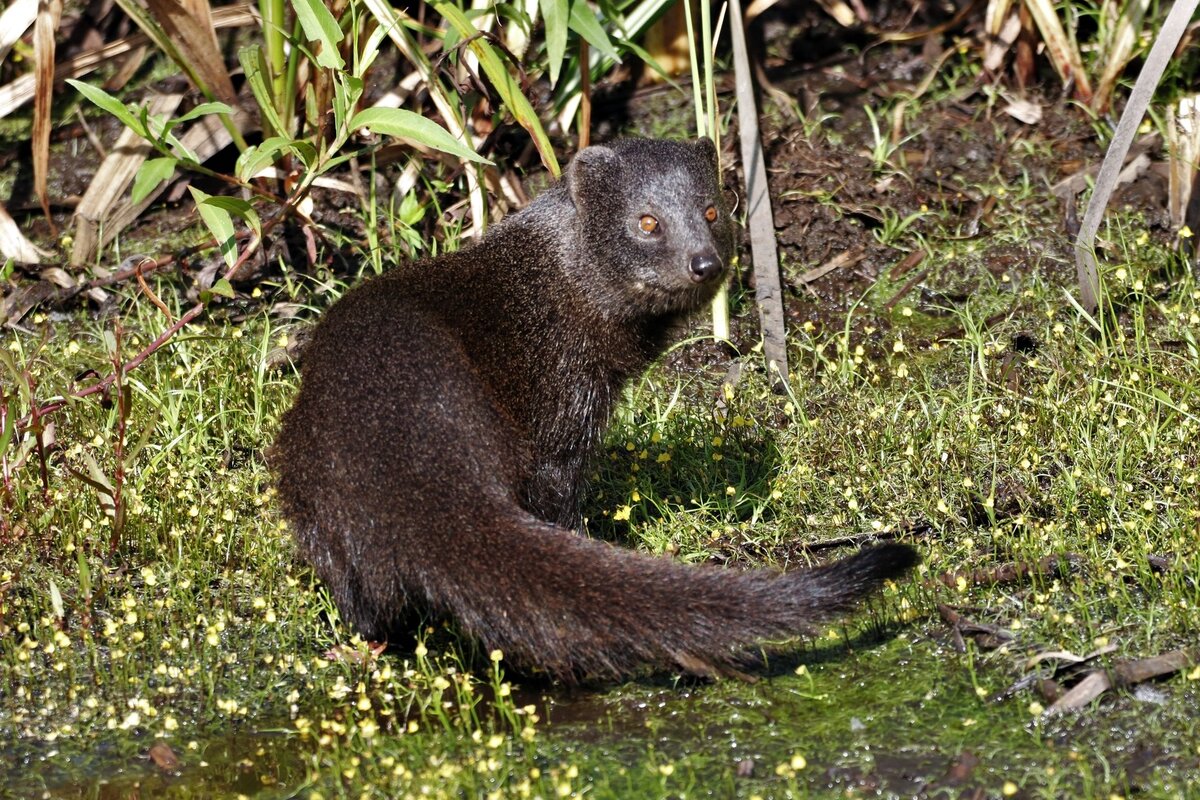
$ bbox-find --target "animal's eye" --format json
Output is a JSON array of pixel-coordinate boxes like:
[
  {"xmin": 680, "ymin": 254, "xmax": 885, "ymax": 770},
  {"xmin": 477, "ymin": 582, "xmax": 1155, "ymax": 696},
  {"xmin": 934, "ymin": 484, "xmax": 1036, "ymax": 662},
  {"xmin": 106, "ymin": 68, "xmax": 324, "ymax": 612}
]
[
  {"xmin": 639, "ymin": 215, "xmax": 659, "ymax": 234},
  {"xmin": 704, "ymin": 205, "xmax": 718, "ymax": 223}
]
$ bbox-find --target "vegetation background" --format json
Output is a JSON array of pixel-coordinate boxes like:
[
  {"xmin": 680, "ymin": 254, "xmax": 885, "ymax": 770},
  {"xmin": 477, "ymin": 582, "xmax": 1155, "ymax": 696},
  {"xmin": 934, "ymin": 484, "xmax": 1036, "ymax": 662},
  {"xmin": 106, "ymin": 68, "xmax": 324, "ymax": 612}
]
[{"xmin": 0, "ymin": 0, "xmax": 1198, "ymax": 796}]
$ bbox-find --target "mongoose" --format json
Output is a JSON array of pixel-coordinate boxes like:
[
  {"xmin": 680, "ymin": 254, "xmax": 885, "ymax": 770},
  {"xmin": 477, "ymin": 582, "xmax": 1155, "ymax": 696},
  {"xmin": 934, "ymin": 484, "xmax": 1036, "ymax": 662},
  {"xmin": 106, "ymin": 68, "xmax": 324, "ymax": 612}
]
[{"xmin": 273, "ymin": 137, "xmax": 918, "ymax": 680}]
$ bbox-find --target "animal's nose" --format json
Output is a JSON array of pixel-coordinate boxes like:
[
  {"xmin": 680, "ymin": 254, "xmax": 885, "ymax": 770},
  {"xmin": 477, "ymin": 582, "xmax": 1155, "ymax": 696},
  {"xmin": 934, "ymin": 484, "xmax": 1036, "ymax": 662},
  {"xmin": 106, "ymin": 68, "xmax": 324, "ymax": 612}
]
[{"xmin": 688, "ymin": 254, "xmax": 723, "ymax": 284}]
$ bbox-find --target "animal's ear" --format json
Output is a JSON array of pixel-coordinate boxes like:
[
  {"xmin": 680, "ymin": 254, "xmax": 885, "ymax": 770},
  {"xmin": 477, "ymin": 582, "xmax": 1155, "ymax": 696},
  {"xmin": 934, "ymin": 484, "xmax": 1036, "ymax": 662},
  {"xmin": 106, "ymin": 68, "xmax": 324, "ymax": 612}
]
[
  {"xmin": 692, "ymin": 137, "xmax": 719, "ymax": 170},
  {"xmin": 567, "ymin": 145, "xmax": 619, "ymax": 209}
]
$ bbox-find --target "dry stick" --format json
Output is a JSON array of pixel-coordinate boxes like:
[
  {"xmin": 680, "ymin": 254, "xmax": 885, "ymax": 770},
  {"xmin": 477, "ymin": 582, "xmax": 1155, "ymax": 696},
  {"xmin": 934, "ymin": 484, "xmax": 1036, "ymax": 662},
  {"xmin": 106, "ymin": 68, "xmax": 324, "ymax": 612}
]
[
  {"xmin": 883, "ymin": 267, "xmax": 930, "ymax": 312},
  {"xmin": 795, "ymin": 521, "xmax": 931, "ymax": 553},
  {"xmin": 1074, "ymin": 0, "xmax": 1200, "ymax": 311},
  {"xmin": 728, "ymin": 0, "xmax": 789, "ymax": 390}
]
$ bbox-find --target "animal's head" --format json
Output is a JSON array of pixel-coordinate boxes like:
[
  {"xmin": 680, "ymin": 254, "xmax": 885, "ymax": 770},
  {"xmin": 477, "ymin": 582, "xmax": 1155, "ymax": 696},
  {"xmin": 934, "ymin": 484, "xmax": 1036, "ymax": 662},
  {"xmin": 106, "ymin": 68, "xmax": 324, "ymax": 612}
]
[{"xmin": 566, "ymin": 138, "xmax": 734, "ymax": 318}]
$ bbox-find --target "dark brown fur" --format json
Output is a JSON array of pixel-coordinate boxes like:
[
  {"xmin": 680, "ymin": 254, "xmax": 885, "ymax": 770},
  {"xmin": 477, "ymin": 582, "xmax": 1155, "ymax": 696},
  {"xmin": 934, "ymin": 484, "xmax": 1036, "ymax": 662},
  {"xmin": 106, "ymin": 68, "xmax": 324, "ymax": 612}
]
[{"xmin": 273, "ymin": 138, "xmax": 917, "ymax": 680}]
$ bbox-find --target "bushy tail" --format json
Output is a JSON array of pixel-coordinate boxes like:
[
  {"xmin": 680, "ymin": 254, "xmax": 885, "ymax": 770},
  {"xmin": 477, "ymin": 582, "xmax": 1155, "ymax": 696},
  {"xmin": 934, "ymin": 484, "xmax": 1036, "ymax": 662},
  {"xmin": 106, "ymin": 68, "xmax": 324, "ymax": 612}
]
[{"xmin": 407, "ymin": 515, "xmax": 919, "ymax": 680}]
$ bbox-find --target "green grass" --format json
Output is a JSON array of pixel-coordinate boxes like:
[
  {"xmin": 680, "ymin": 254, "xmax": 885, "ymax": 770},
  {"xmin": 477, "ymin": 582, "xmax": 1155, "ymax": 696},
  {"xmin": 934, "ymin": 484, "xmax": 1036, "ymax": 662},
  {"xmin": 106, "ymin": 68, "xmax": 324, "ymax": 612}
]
[{"xmin": 3, "ymin": 154, "xmax": 1200, "ymax": 798}]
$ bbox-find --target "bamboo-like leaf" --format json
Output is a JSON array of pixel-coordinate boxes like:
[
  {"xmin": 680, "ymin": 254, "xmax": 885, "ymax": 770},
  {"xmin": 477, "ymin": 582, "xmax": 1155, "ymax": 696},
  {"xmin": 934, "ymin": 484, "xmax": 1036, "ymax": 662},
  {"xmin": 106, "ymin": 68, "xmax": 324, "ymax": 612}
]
[
  {"xmin": 66, "ymin": 79, "xmax": 146, "ymax": 135},
  {"xmin": 199, "ymin": 195, "xmax": 262, "ymax": 239},
  {"xmin": 293, "ymin": 0, "xmax": 347, "ymax": 70},
  {"xmin": 332, "ymin": 73, "xmax": 365, "ymax": 141},
  {"xmin": 174, "ymin": 101, "xmax": 236, "ymax": 125},
  {"xmin": 568, "ymin": 0, "xmax": 619, "ymax": 61},
  {"xmin": 436, "ymin": 2, "xmax": 559, "ymax": 175},
  {"xmin": 236, "ymin": 136, "xmax": 292, "ymax": 180},
  {"xmin": 539, "ymin": 0, "xmax": 569, "ymax": 85},
  {"xmin": 0, "ymin": 393, "xmax": 15, "ymax": 454},
  {"xmin": 32, "ymin": 0, "xmax": 63, "ymax": 224},
  {"xmin": 71, "ymin": 91, "xmax": 185, "ymax": 266},
  {"xmin": 76, "ymin": 108, "xmax": 245, "ymax": 265},
  {"xmin": 131, "ymin": 157, "xmax": 179, "ymax": 205},
  {"xmin": 189, "ymin": 187, "xmax": 238, "ymax": 267},
  {"xmin": 360, "ymin": 0, "xmax": 490, "ymax": 230},
  {"xmin": 551, "ymin": 0, "xmax": 674, "ymax": 112},
  {"xmin": 238, "ymin": 45, "xmax": 288, "ymax": 138},
  {"xmin": 354, "ymin": 17, "xmax": 392, "ymax": 77},
  {"xmin": 350, "ymin": 107, "xmax": 492, "ymax": 164}
]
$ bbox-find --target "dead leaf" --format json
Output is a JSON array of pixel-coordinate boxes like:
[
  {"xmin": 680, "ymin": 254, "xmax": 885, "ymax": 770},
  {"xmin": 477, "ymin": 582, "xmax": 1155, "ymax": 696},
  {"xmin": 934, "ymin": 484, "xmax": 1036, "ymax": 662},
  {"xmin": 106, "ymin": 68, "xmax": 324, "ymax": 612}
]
[
  {"xmin": 32, "ymin": 0, "xmax": 63, "ymax": 227},
  {"xmin": 797, "ymin": 247, "xmax": 866, "ymax": 288},
  {"xmin": 148, "ymin": 740, "xmax": 181, "ymax": 771},
  {"xmin": 39, "ymin": 267, "xmax": 75, "ymax": 289},
  {"xmin": 1046, "ymin": 669, "xmax": 1111, "ymax": 714},
  {"xmin": 141, "ymin": 0, "xmax": 236, "ymax": 104},
  {"xmin": 0, "ymin": 0, "xmax": 37, "ymax": 64},
  {"xmin": 0, "ymin": 200, "xmax": 50, "ymax": 263},
  {"xmin": 1025, "ymin": 643, "xmax": 1118, "ymax": 669},
  {"xmin": 983, "ymin": 12, "xmax": 1020, "ymax": 72},
  {"xmin": 1003, "ymin": 97, "xmax": 1043, "ymax": 125},
  {"xmin": 0, "ymin": 3, "xmax": 256, "ymax": 119}
]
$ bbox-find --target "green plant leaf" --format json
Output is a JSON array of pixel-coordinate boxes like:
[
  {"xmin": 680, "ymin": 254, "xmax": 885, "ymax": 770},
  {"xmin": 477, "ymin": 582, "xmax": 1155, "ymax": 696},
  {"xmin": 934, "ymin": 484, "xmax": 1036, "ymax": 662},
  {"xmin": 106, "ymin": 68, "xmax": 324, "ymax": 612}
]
[
  {"xmin": 189, "ymin": 187, "xmax": 238, "ymax": 268},
  {"xmin": 175, "ymin": 101, "xmax": 236, "ymax": 125},
  {"xmin": 293, "ymin": 0, "xmax": 346, "ymax": 70},
  {"xmin": 131, "ymin": 157, "xmax": 178, "ymax": 205},
  {"xmin": 333, "ymin": 73, "xmax": 365, "ymax": 139},
  {"xmin": 568, "ymin": 0, "xmax": 619, "ymax": 61},
  {"xmin": 0, "ymin": 395, "xmax": 13, "ymax": 457},
  {"xmin": 540, "ymin": 0, "xmax": 569, "ymax": 85},
  {"xmin": 198, "ymin": 195, "xmax": 262, "ymax": 239},
  {"xmin": 434, "ymin": 2, "xmax": 559, "ymax": 175},
  {"xmin": 349, "ymin": 107, "xmax": 491, "ymax": 164},
  {"xmin": 355, "ymin": 16, "xmax": 392, "ymax": 77},
  {"xmin": 238, "ymin": 45, "xmax": 288, "ymax": 138},
  {"xmin": 66, "ymin": 80, "xmax": 146, "ymax": 138},
  {"xmin": 235, "ymin": 135, "xmax": 318, "ymax": 180},
  {"xmin": 209, "ymin": 278, "xmax": 236, "ymax": 298}
]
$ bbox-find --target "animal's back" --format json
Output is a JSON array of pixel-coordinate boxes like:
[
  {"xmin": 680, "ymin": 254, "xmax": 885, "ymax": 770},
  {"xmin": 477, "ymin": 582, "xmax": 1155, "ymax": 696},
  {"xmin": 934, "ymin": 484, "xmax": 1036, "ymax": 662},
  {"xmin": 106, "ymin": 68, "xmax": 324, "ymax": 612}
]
[{"xmin": 273, "ymin": 138, "xmax": 918, "ymax": 680}]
